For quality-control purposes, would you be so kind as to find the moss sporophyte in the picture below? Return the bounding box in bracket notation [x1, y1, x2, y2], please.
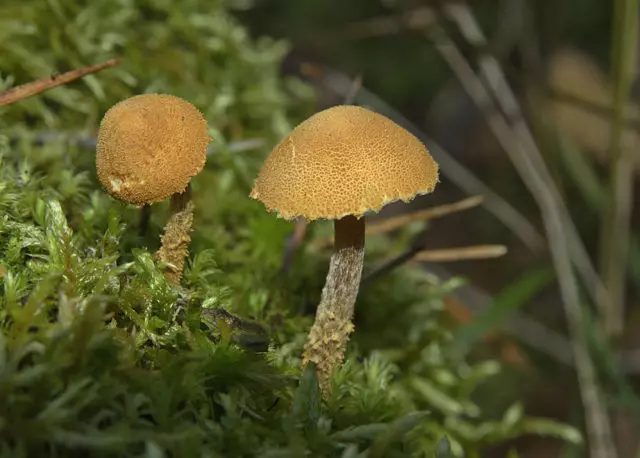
[96, 93, 211, 285]
[250, 105, 440, 396]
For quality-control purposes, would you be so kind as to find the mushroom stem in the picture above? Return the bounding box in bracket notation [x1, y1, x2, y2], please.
[155, 184, 195, 285]
[139, 204, 151, 239]
[302, 215, 365, 396]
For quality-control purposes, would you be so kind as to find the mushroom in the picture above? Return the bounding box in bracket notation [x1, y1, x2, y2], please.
[96, 93, 211, 284]
[250, 105, 439, 395]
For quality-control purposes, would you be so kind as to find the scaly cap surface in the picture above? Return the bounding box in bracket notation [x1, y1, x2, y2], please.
[96, 93, 210, 206]
[250, 105, 439, 220]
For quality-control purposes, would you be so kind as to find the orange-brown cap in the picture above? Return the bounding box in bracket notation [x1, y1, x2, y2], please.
[96, 93, 211, 206]
[250, 105, 439, 221]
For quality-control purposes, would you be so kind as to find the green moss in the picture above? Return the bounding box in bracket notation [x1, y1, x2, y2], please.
[0, 1, 581, 456]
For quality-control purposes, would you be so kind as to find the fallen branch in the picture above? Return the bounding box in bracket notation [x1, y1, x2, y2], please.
[367, 195, 483, 237]
[412, 244, 507, 262]
[0, 58, 121, 107]
[312, 195, 483, 249]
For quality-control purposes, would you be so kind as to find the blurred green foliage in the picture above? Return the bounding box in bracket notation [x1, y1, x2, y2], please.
[0, 0, 311, 138]
[0, 0, 582, 456]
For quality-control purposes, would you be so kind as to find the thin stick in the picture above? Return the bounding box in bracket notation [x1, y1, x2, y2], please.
[0, 58, 121, 107]
[436, 7, 616, 457]
[312, 195, 483, 249]
[367, 195, 483, 236]
[600, 0, 638, 336]
[365, 244, 506, 285]
[412, 244, 507, 262]
[361, 245, 422, 288]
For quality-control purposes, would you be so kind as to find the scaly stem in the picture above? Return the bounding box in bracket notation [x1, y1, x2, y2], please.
[302, 215, 365, 397]
[155, 185, 194, 285]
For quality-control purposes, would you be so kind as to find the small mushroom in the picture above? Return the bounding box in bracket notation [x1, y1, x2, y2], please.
[96, 93, 211, 284]
[250, 105, 439, 395]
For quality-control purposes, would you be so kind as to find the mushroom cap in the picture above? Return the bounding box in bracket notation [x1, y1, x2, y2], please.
[250, 105, 439, 221]
[96, 93, 210, 206]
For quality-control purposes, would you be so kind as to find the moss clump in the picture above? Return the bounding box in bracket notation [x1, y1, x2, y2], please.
[0, 130, 582, 457]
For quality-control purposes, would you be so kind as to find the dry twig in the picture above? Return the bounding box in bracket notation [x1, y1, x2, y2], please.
[412, 244, 507, 262]
[312, 195, 483, 249]
[367, 195, 483, 237]
[0, 58, 121, 107]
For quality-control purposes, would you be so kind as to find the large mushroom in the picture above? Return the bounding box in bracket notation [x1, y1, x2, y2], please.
[250, 105, 439, 395]
[96, 93, 211, 284]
